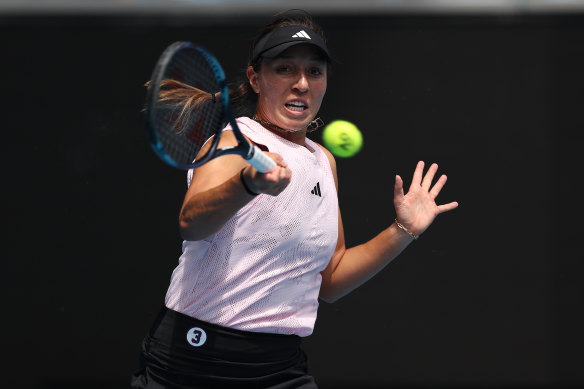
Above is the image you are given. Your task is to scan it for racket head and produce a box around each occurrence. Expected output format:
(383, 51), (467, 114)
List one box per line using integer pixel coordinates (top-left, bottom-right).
(145, 41), (228, 170)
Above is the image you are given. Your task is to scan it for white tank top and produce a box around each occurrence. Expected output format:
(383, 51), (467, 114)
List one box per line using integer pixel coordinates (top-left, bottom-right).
(164, 117), (339, 337)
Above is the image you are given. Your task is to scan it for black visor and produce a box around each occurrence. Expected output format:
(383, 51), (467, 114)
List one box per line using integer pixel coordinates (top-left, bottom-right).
(251, 25), (330, 63)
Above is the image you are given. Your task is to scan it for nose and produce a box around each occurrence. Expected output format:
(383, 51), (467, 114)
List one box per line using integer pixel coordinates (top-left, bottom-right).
(293, 71), (309, 93)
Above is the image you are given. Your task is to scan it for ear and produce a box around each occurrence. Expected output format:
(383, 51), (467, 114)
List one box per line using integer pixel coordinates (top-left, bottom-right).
(246, 66), (260, 94)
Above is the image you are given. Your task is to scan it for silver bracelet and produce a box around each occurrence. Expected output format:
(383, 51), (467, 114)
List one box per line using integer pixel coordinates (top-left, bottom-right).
(395, 218), (419, 240)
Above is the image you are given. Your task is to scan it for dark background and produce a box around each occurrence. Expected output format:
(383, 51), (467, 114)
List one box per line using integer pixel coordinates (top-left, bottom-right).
(3, 9), (583, 389)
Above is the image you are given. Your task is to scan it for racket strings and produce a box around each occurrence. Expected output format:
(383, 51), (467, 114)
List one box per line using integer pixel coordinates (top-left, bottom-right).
(156, 79), (220, 131)
(153, 48), (225, 166)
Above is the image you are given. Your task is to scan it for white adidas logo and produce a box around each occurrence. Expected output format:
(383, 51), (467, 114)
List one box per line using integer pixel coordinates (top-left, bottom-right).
(292, 30), (311, 39)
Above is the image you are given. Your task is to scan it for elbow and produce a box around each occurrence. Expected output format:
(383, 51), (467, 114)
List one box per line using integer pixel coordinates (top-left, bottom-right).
(319, 295), (339, 304)
(318, 284), (342, 304)
(179, 215), (201, 241)
(179, 214), (217, 241)
(179, 222), (196, 241)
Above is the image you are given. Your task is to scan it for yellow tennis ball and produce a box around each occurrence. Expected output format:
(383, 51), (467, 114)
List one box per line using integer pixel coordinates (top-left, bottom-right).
(322, 120), (363, 158)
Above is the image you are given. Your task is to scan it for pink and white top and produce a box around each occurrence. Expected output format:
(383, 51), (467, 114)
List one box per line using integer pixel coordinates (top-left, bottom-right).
(164, 117), (339, 337)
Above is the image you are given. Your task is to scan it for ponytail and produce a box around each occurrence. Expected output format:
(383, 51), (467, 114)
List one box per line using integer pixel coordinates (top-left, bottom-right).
(145, 10), (324, 129)
(144, 77), (257, 131)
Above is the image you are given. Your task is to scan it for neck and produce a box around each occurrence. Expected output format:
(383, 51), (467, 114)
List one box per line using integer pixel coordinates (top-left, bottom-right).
(253, 117), (306, 144)
(251, 116), (323, 144)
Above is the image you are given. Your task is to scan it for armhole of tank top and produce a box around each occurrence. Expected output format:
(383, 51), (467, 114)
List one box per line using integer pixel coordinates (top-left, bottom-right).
(234, 119), (270, 152)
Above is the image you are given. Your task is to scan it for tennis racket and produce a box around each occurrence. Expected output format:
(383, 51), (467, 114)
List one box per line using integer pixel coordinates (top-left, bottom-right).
(145, 41), (276, 172)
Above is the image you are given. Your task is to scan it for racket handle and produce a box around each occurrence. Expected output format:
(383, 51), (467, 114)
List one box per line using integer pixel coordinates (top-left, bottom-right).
(247, 144), (277, 173)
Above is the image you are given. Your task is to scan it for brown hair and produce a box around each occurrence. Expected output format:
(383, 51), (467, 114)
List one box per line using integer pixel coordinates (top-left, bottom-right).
(147, 10), (328, 125)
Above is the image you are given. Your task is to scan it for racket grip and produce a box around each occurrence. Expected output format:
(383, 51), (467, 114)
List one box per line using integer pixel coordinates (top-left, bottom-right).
(247, 145), (277, 173)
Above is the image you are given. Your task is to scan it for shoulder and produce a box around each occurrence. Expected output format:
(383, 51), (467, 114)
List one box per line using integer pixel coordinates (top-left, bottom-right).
(219, 117), (255, 146)
(233, 116), (267, 142)
(315, 142), (338, 189)
(316, 143), (336, 168)
(234, 116), (258, 134)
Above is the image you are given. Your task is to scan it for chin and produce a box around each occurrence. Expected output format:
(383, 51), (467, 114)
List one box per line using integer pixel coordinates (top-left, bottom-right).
(287, 117), (313, 131)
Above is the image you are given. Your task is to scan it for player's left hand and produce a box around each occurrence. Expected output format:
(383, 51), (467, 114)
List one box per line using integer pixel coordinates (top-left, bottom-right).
(393, 161), (458, 237)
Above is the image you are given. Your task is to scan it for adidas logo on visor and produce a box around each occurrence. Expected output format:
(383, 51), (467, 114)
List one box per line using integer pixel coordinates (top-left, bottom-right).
(292, 30), (311, 39)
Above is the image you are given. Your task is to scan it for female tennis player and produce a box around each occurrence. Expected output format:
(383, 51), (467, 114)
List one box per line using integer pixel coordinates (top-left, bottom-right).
(131, 10), (458, 389)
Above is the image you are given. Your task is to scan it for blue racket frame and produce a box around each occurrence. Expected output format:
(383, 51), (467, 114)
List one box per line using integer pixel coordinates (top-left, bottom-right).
(146, 41), (255, 170)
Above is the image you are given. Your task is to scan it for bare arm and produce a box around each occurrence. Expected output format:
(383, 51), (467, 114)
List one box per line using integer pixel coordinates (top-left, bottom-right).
(320, 211), (416, 302)
(179, 131), (291, 241)
(319, 151), (458, 303)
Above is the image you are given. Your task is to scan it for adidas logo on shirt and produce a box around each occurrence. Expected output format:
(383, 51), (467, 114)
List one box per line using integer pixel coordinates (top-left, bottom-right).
(311, 182), (322, 197)
(292, 30), (311, 39)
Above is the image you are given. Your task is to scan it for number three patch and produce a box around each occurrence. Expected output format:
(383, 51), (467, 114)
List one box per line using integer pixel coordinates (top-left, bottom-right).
(186, 327), (207, 347)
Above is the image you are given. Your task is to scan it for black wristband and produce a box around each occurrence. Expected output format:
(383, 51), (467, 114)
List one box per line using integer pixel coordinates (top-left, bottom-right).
(240, 168), (259, 196)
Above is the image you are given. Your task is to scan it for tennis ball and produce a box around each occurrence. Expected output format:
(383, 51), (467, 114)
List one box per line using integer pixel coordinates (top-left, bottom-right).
(322, 120), (363, 158)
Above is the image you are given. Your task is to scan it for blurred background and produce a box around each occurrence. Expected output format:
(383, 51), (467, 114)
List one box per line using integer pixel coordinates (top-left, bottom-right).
(2, 0), (583, 388)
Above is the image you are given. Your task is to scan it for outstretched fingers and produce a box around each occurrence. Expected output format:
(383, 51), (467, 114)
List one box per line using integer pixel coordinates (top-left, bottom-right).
(394, 174), (405, 202)
(409, 161), (425, 191)
(421, 163), (439, 191)
(437, 201), (459, 214)
(428, 174), (447, 199)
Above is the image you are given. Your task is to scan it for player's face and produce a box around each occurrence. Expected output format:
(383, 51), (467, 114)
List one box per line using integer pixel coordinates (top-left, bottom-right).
(248, 44), (327, 132)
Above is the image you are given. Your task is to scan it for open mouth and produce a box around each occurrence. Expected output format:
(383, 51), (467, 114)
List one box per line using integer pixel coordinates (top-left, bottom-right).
(285, 101), (307, 112)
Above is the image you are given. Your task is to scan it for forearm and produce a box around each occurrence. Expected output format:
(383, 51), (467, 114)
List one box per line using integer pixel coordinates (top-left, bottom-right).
(320, 222), (415, 302)
(179, 171), (255, 241)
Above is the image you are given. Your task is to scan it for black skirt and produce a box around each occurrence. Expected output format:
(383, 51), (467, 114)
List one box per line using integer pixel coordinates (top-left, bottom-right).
(131, 306), (317, 389)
